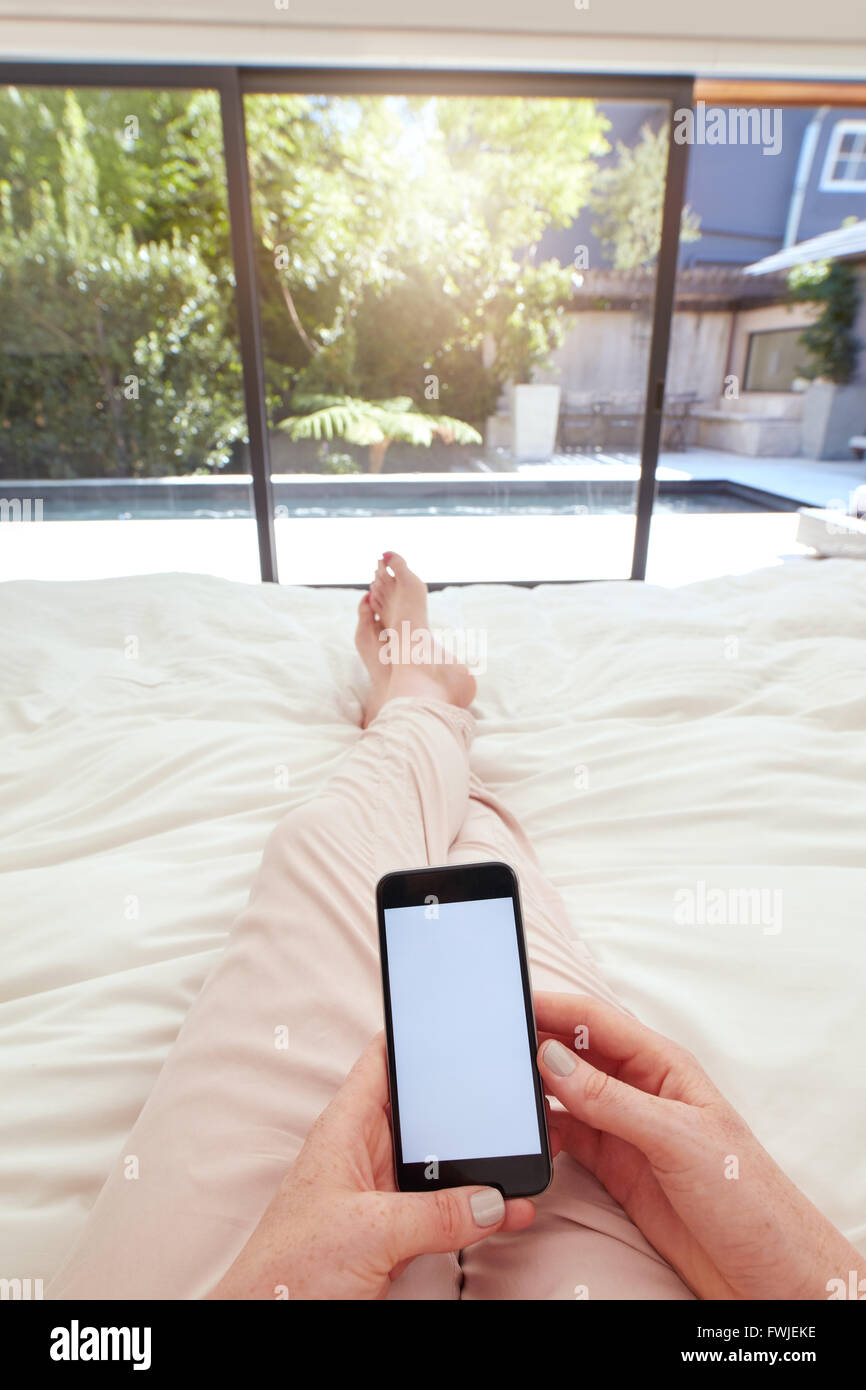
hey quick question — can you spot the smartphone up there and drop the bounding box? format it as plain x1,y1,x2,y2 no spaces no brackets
376,860,552,1199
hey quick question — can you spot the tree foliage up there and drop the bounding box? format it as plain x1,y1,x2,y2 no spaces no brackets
247,94,610,427
279,393,482,471
0,87,679,477
589,121,701,270
788,258,861,385
0,89,244,478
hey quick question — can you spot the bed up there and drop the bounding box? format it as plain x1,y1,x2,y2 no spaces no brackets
2,557,865,1289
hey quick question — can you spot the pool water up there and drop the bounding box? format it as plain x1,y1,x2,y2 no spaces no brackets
0,480,797,521
281,491,780,519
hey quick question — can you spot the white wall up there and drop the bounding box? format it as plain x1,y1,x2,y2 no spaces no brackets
1,0,865,77
540,308,732,402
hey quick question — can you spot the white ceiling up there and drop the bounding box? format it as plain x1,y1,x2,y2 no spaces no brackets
0,0,861,41
0,0,864,77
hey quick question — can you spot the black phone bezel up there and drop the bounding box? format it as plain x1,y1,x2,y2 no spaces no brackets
376,860,552,1200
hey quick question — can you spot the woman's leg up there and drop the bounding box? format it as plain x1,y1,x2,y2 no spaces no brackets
449,784,696,1300
48,694,475,1301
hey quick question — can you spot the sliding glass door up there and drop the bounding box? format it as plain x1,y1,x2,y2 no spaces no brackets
0,65,692,585
243,75,689,583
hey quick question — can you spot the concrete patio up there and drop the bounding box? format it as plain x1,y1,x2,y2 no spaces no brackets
514,447,866,508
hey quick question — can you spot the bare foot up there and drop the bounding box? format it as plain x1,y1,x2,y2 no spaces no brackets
369,551,428,634
360,552,476,723
354,593,390,728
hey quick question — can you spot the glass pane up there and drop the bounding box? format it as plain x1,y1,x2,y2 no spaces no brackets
745,329,812,392
0,85,259,582
244,91,673,583
650,102,865,587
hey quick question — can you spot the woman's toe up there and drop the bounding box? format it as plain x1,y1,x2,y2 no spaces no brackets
383,551,406,577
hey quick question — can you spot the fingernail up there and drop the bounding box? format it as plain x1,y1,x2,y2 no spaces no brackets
470,1188,505,1228
383,551,392,560
543,1040,577,1077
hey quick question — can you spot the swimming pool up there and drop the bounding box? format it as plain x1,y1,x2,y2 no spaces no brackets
0,477,799,521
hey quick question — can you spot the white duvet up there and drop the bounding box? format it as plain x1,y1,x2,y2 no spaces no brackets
2,558,865,1289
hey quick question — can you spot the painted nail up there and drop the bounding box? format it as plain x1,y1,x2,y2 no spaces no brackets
543,1040,577,1077
470,1188,505,1228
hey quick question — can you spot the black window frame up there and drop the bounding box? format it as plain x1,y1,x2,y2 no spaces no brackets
0,62,694,585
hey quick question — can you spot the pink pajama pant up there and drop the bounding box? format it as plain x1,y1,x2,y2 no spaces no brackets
49,698,694,1301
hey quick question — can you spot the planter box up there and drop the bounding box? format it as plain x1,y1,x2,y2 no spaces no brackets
695,410,801,457
800,381,866,460
796,506,866,559
512,384,561,461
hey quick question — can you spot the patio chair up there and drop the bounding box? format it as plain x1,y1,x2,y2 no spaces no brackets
664,392,699,452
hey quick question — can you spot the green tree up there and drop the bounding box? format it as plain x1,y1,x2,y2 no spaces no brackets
0,86,231,264
0,91,244,479
247,95,611,429
0,87,629,478
788,258,861,385
589,121,701,270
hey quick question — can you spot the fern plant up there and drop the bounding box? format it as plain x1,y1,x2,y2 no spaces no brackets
278,394,482,472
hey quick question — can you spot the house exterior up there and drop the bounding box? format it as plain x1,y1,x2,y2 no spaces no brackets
545,104,866,272
519,104,866,459
681,107,866,266
744,221,866,458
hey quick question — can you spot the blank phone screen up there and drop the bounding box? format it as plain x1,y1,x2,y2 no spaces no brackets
383,896,542,1164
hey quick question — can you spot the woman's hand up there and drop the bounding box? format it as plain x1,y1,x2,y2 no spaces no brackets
209,1033,535,1300
535,991,865,1301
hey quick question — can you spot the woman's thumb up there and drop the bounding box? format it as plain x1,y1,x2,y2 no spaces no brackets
385,1185,506,1261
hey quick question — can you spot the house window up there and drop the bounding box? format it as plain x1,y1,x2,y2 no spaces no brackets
744,329,810,392
819,119,866,193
